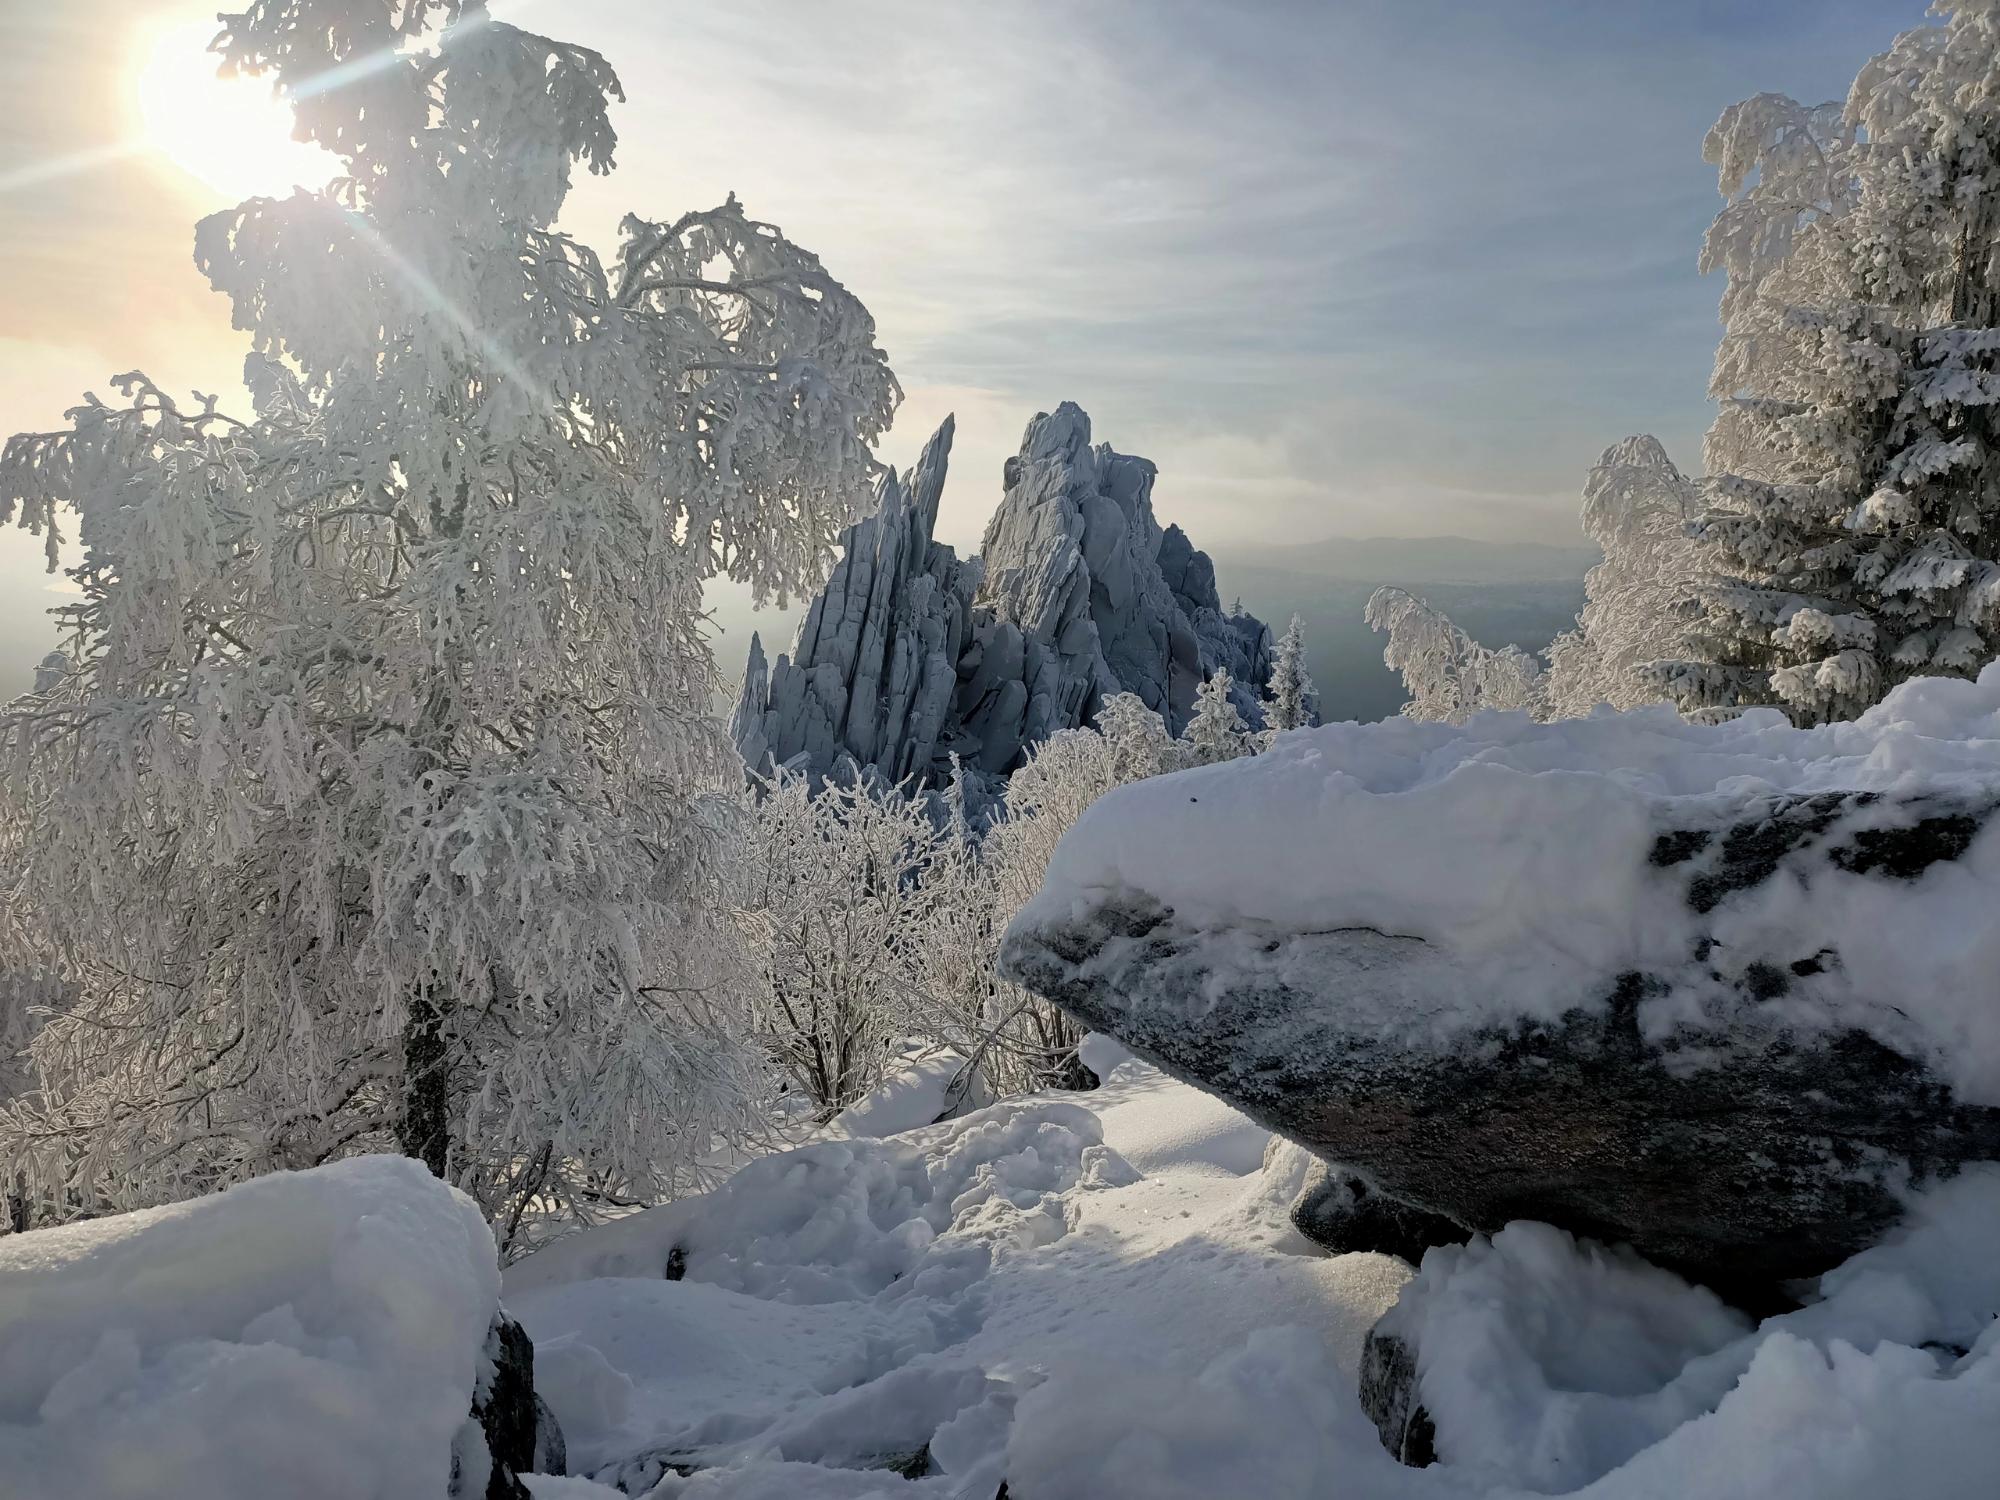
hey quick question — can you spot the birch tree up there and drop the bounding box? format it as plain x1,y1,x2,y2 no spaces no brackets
0,1,896,1232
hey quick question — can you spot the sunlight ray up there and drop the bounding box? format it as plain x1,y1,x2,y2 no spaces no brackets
0,140,146,196
334,205,547,405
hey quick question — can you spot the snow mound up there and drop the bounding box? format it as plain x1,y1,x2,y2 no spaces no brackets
822,1051,977,1140
507,1068,1404,1491
1013,665,2000,1101
0,1155,500,1500
1381,1165,2000,1495
506,1098,1132,1302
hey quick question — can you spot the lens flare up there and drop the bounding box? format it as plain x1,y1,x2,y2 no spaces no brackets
134,18,334,203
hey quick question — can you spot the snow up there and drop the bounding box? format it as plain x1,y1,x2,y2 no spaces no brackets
506,1058,1405,1493
12,1056,1986,1498
502,1057,2000,1499
0,1154,500,1500
821,1051,969,1140
1379,1165,2000,1497
1012,664,2000,1102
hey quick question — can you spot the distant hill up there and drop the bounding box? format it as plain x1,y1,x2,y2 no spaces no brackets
1205,534,1598,587
1205,535,1596,724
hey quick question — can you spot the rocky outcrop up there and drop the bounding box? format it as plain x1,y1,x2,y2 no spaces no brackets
999,787,2000,1304
1357,1328,1435,1468
458,1314,565,1499
1158,523,1272,725
1289,1157,1467,1266
734,403,1273,789
731,417,978,785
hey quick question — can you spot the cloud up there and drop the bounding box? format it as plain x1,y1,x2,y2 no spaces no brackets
544,0,1926,550
0,0,1939,692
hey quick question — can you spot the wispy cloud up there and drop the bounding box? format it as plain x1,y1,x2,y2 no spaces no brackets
548,0,1929,548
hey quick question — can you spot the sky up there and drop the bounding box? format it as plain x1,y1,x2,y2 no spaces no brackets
0,0,1934,690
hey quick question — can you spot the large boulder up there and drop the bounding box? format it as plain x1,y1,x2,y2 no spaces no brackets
999,675,2000,1302
1288,1156,1466,1266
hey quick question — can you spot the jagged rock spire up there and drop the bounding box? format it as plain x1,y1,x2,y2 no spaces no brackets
734,403,1273,790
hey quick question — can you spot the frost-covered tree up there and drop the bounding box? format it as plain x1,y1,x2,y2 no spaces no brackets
923,696,1188,1098
1261,614,1319,733
736,775,948,1121
1699,92,1863,485
1365,587,1545,723
0,2,895,1231
1542,437,1704,717
1661,8,2000,722
1181,671,1254,764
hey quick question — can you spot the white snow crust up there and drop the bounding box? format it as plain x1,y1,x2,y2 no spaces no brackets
504,1056,2000,1498
1013,665,2000,1102
13,1061,1988,1497
0,1155,500,1500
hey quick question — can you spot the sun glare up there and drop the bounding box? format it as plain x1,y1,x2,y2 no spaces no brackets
135,20,335,203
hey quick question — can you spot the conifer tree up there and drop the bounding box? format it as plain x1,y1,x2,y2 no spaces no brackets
1262,614,1319,733
1662,9,2000,721
1181,671,1254,764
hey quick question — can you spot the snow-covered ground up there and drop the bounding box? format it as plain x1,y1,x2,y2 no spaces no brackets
503,1053,2000,1499
505,1055,1407,1498
2,1054,1993,1497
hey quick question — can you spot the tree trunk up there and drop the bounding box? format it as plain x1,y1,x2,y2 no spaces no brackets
400,985,452,1179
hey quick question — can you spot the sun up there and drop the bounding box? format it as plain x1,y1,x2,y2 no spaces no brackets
134,18,336,204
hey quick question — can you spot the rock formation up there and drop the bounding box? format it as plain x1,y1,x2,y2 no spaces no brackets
731,417,976,786
1287,1157,1466,1266
999,785,2000,1304
732,402,1274,789
460,1314,567,1499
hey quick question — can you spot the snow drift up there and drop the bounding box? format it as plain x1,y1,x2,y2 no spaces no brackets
0,1155,503,1500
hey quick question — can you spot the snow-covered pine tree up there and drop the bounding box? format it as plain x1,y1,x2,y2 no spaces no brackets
1365,587,1545,723
0,2,896,1232
1661,10,2000,722
1542,436,1704,717
1181,671,1254,764
1261,614,1319,733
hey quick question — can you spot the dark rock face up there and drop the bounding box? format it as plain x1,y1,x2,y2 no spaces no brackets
733,404,1273,792
1000,789,2000,1303
457,1314,565,1499
1289,1158,1467,1266
1357,1327,1434,1468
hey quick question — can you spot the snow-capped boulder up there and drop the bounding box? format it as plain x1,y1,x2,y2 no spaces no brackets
1000,670,2000,1298
733,403,1273,790
0,1155,556,1500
